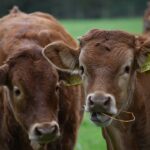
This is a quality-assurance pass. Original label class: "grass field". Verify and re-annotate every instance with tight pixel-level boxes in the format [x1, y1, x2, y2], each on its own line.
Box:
[61, 18, 143, 150]
[61, 18, 142, 39]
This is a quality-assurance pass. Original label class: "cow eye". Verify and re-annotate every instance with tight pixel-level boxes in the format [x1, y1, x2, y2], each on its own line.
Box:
[13, 86, 21, 97]
[79, 66, 84, 75]
[124, 65, 130, 74]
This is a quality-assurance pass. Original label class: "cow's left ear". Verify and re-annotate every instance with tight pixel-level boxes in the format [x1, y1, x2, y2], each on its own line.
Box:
[42, 41, 79, 73]
[135, 36, 150, 71]
[0, 64, 9, 85]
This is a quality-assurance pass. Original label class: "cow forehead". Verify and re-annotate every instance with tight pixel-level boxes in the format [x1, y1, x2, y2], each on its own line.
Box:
[80, 29, 135, 46]
[9, 53, 58, 87]
[79, 40, 134, 70]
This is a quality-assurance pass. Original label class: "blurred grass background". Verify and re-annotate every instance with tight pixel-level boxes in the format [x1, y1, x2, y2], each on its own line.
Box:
[61, 18, 142, 39]
[61, 18, 142, 150]
[75, 114, 107, 150]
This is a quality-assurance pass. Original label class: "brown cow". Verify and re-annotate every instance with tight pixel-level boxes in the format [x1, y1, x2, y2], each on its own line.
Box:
[0, 7, 84, 150]
[43, 29, 150, 150]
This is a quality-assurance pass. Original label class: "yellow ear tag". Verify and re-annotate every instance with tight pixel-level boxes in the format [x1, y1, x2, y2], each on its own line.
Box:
[63, 74, 82, 86]
[141, 54, 150, 72]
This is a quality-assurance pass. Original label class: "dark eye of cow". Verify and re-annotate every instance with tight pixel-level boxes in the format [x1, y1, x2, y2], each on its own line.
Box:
[13, 86, 21, 97]
[79, 66, 84, 75]
[124, 65, 130, 74]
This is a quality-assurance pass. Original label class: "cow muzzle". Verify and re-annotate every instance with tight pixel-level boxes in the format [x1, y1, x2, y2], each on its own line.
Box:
[29, 121, 60, 149]
[85, 91, 118, 127]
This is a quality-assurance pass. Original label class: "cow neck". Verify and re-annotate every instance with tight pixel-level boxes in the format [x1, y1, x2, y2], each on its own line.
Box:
[104, 123, 139, 150]
[103, 72, 144, 150]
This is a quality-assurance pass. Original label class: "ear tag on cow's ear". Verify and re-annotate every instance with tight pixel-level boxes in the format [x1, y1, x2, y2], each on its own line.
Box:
[140, 53, 150, 72]
[63, 74, 82, 86]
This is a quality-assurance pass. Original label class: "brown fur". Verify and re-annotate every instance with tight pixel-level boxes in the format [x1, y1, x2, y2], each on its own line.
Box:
[0, 7, 84, 150]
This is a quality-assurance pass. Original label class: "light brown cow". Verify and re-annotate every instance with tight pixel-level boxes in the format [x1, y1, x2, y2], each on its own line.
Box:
[43, 29, 150, 150]
[0, 7, 84, 150]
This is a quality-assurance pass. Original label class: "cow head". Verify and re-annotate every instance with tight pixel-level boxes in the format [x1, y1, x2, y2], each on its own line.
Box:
[0, 46, 61, 149]
[42, 29, 150, 127]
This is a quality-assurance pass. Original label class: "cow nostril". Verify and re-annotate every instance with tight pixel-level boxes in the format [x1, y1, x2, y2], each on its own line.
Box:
[51, 125, 58, 134]
[34, 127, 43, 136]
[88, 96, 94, 106]
[104, 96, 111, 106]
[34, 123, 59, 137]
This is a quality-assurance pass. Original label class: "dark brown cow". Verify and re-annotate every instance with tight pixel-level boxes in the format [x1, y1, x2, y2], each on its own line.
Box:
[0, 7, 84, 150]
[43, 29, 150, 150]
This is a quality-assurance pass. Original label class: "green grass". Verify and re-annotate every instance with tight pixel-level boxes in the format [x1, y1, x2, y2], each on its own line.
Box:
[60, 18, 143, 150]
[75, 113, 107, 150]
[61, 18, 143, 39]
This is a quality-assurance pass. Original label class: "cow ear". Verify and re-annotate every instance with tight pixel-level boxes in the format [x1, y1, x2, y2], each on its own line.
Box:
[135, 36, 150, 72]
[42, 41, 79, 73]
[0, 64, 9, 85]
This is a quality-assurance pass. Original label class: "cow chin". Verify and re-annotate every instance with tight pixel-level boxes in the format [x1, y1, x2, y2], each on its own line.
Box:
[90, 112, 113, 127]
[29, 133, 60, 150]
[30, 141, 44, 150]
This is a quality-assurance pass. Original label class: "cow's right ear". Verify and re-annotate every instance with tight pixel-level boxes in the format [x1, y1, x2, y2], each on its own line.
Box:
[134, 36, 150, 73]
[42, 41, 79, 73]
[0, 64, 9, 85]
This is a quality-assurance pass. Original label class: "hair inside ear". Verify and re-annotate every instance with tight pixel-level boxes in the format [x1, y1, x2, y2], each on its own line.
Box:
[42, 41, 79, 72]
[140, 53, 150, 72]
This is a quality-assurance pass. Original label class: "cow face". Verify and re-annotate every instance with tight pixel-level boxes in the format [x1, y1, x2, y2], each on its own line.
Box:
[42, 29, 150, 127]
[0, 49, 60, 149]
[77, 30, 136, 127]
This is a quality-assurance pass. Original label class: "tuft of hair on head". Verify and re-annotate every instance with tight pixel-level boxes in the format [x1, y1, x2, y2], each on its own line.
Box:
[9, 6, 21, 14]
